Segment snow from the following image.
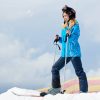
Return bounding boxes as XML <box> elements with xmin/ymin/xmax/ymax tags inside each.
<box><xmin>0</xmin><ymin>87</ymin><xmax>100</xmax><ymax>100</ymax></box>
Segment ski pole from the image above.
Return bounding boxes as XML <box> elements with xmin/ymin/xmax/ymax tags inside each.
<box><xmin>53</xmin><ymin>42</ymin><xmax>61</xmax><ymax>65</ymax></box>
<box><xmin>64</xmin><ymin>36</ymin><xmax>68</xmax><ymax>83</ymax></box>
<box><xmin>62</xmin><ymin>35</ymin><xmax>69</xmax><ymax>93</ymax></box>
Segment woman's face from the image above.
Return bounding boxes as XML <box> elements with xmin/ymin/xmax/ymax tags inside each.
<box><xmin>63</xmin><ymin>12</ymin><xmax>69</xmax><ymax>22</ymax></box>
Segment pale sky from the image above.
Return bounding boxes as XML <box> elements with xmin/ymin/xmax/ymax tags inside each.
<box><xmin>0</xmin><ymin>0</ymin><xmax>100</xmax><ymax>93</ymax></box>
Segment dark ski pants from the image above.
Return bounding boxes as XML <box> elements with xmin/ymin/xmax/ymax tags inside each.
<box><xmin>51</xmin><ymin>57</ymin><xmax>88</xmax><ymax>92</ymax></box>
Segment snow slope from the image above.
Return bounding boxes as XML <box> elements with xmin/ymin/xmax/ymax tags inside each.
<box><xmin>0</xmin><ymin>87</ymin><xmax>100</xmax><ymax>100</ymax></box>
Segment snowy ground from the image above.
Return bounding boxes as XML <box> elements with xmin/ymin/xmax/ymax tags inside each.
<box><xmin>0</xmin><ymin>87</ymin><xmax>100</xmax><ymax>100</ymax></box>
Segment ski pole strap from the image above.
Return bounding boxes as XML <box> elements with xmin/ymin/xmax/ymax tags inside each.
<box><xmin>53</xmin><ymin>43</ymin><xmax>61</xmax><ymax>50</ymax></box>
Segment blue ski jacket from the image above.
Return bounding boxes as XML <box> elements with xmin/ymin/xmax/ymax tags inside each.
<box><xmin>59</xmin><ymin>21</ymin><xmax>81</xmax><ymax>57</ymax></box>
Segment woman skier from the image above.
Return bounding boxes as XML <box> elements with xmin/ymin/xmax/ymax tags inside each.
<box><xmin>42</xmin><ymin>5</ymin><xmax>88</xmax><ymax>95</ymax></box>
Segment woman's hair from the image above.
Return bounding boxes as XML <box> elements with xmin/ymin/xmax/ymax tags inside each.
<box><xmin>62</xmin><ymin>5</ymin><xmax>76</xmax><ymax>20</ymax></box>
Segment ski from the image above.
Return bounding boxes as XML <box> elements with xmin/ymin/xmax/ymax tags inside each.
<box><xmin>11</xmin><ymin>91</ymin><xmax>44</xmax><ymax>97</ymax></box>
<box><xmin>10</xmin><ymin>87</ymin><xmax>65</xmax><ymax>97</ymax></box>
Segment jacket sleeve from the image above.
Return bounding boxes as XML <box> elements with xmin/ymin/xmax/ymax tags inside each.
<box><xmin>69</xmin><ymin>24</ymin><xmax>80</xmax><ymax>43</ymax></box>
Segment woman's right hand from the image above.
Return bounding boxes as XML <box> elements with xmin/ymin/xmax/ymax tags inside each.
<box><xmin>55</xmin><ymin>35</ymin><xmax>59</xmax><ymax>39</ymax></box>
<box><xmin>54</xmin><ymin>35</ymin><xmax>59</xmax><ymax>43</ymax></box>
